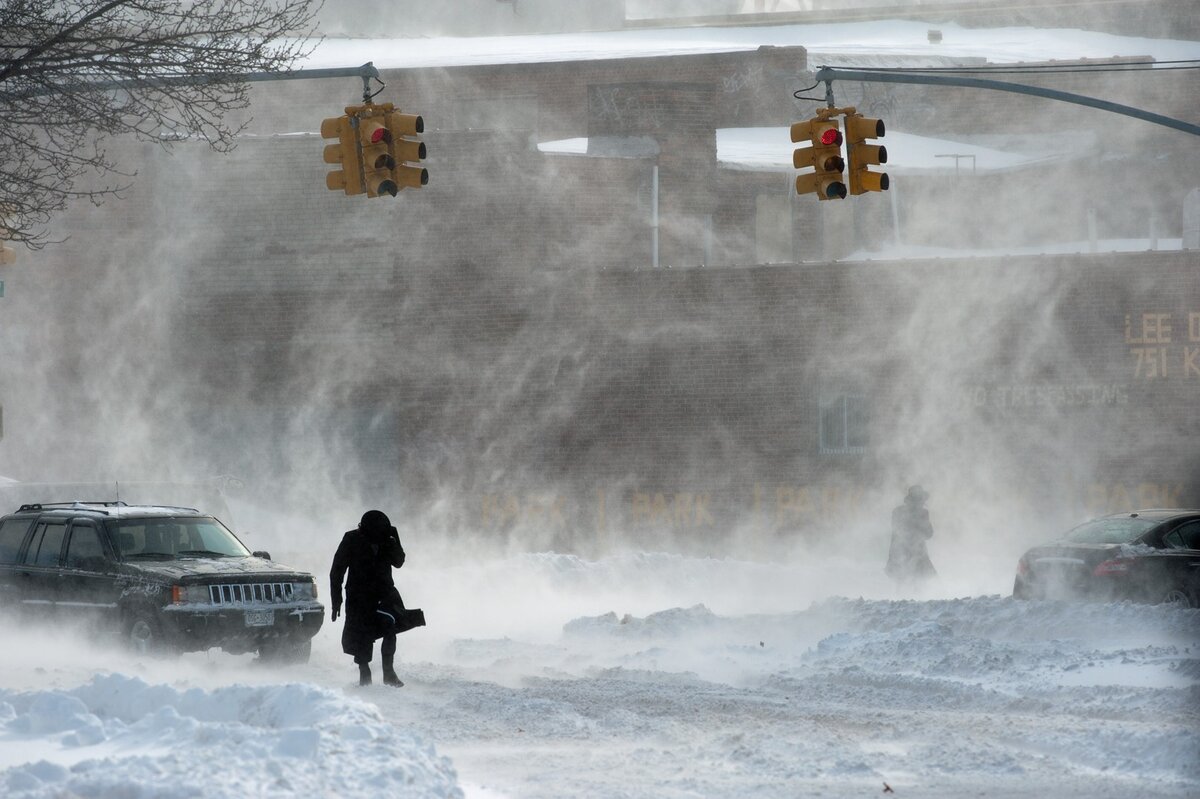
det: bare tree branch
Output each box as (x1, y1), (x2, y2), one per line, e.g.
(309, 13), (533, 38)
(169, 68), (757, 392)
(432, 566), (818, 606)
(0, 0), (323, 248)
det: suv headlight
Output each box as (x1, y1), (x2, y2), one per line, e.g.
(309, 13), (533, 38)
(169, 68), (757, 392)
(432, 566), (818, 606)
(171, 584), (213, 605)
(292, 578), (317, 600)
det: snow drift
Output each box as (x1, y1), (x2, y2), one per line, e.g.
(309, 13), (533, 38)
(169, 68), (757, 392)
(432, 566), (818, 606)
(0, 675), (462, 799)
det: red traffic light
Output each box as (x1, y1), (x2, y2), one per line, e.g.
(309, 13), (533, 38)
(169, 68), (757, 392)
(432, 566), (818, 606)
(819, 128), (842, 146)
(360, 117), (392, 147)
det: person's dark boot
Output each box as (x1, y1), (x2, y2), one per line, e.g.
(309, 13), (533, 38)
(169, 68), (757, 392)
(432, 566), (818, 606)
(382, 656), (403, 687)
(358, 663), (372, 686)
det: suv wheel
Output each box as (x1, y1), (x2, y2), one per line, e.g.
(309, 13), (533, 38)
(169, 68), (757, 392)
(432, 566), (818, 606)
(126, 609), (170, 657)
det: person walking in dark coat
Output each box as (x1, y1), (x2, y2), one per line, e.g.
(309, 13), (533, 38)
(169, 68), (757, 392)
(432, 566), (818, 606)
(885, 485), (938, 585)
(330, 509), (410, 687)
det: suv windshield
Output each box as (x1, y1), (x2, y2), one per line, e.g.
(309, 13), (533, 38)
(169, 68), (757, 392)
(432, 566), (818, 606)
(110, 516), (250, 559)
(1064, 516), (1158, 545)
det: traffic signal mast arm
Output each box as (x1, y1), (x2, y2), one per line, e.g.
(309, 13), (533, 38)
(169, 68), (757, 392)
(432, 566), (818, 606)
(813, 67), (1200, 139)
(12, 59), (427, 202)
(795, 67), (1200, 203)
(11, 62), (385, 107)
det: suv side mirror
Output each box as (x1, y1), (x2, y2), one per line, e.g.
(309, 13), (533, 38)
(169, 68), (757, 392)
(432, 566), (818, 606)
(252, 550), (271, 560)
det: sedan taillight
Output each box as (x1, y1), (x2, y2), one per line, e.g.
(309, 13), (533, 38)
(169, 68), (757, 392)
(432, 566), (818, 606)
(1093, 558), (1131, 576)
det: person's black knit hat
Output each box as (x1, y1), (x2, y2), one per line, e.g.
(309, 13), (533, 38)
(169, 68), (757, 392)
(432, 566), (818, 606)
(359, 509), (391, 532)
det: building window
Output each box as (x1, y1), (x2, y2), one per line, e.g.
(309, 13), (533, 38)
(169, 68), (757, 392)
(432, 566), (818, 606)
(819, 393), (868, 455)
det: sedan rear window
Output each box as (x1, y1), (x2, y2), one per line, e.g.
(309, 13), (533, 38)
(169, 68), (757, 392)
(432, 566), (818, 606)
(1064, 516), (1158, 544)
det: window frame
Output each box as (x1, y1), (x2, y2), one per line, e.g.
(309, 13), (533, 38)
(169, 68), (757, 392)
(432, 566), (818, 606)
(63, 521), (110, 570)
(0, 518), (34, 565)
(1164, 519), (1200, 550)
(29, 521), (68, 567)
(818, 391), (869, 456)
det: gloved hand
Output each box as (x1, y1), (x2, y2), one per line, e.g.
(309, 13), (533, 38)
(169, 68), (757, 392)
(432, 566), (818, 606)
(331, 604), (341, 622)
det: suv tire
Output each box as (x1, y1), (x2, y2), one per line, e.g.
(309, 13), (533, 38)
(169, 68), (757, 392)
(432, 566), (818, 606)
(125, 608), (172, 657)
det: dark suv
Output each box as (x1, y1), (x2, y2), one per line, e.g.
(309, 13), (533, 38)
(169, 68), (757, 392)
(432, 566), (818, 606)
(0, 502), (323, 661)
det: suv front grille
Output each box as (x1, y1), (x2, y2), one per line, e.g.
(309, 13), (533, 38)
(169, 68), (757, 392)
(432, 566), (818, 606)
(209, 582), (294, 605)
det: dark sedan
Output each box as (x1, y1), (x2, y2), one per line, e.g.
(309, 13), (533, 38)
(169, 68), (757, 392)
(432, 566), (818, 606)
(1013, 509), (1200, 606)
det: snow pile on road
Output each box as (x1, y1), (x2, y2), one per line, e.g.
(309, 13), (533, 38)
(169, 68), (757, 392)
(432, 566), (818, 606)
(412, 589), (1200, 797)
(554, 596), (1200, 786)
(559, 594), (1200, 690)
(0, 674), (462, 799)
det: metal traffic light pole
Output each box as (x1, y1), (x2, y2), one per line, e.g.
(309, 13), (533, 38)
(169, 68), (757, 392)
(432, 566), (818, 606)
(10, 62), (383, 102)
(812, 66), (1200, 138)
(238, 62), (381, 104)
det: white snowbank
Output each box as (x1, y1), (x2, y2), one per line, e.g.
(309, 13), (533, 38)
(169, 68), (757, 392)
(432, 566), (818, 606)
(432, 590), (1200, 795)
(0, 675), (462, 799)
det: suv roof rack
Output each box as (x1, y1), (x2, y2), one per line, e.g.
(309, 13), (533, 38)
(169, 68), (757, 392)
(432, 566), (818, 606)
(17, 501), (129, 515)
(14, 501), (204, 516)
(124, 505), (202, 514)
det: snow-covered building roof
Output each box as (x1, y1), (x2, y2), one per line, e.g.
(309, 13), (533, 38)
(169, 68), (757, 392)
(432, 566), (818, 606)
(299, 19), (1200, 71)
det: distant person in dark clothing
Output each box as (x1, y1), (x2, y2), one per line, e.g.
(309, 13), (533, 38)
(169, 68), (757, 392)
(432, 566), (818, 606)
(331, 509), (419, 687)
(886, 485), (938, 585)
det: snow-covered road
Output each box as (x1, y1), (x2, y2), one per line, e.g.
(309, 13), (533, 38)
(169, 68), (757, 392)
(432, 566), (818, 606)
(1, 551), (1197, 798)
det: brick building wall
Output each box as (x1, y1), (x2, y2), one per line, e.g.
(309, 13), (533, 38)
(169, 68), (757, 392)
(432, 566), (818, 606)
(158, 205), (1199, 547)
(375, 249), (1198, 548)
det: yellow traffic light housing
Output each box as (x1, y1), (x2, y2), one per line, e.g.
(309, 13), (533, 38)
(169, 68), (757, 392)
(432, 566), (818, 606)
(0, 245), (15, 266)
(321, 109), (365, 196)
(321, 102), (428, 198)
(845, 113), (889, 195)
(387, 111), (429, 191)
(791, 117), (847, 201)
(358, 109), (399, 197)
